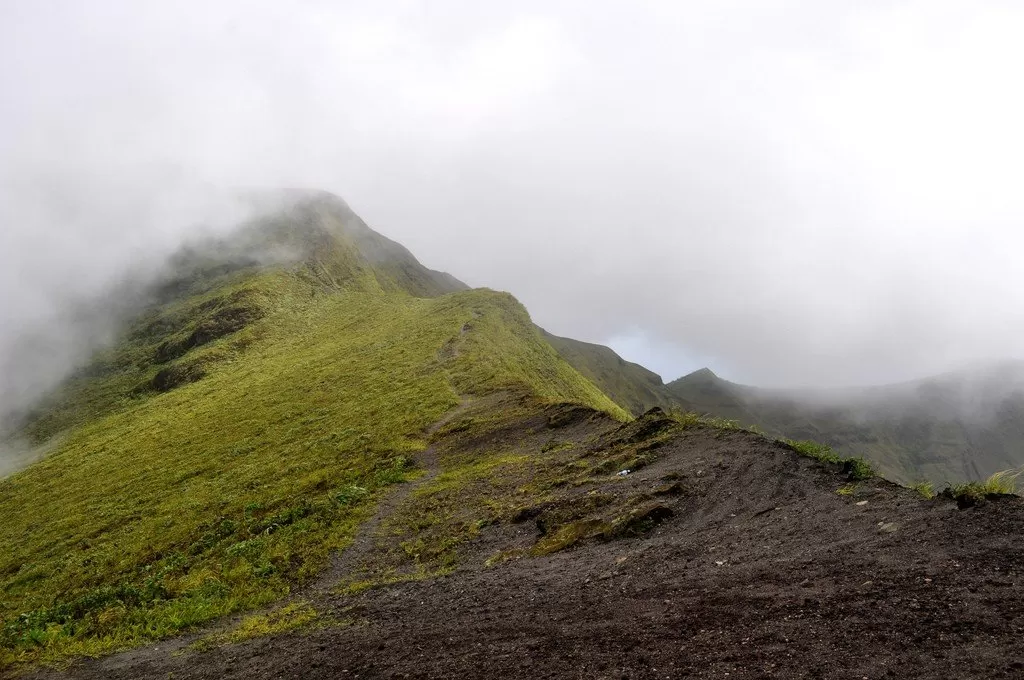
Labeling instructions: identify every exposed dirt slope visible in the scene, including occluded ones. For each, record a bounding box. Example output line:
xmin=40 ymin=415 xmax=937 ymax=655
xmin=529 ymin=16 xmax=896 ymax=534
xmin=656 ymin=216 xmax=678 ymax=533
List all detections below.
xmin=25 ymin=408 xmax=1024 ymax=680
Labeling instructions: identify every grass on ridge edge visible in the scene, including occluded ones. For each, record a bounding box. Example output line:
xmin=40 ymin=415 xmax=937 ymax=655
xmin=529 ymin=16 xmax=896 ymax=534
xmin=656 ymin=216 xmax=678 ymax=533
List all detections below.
xmin=784 ymin=439 xmax=877 ymax=481
xmin=947 ymin=469 xmax=1021 ymax=504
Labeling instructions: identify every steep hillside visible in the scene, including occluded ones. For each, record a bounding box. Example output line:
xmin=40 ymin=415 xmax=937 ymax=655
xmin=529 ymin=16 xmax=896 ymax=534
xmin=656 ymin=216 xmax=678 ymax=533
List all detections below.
xmin=10 ymin=189 xmax=1024 ymax=677
xmin=668 ymin=364 xmax=1024 ymax=484
xmin=12 ymin=192 xmax=470 ymax=446
xmin=664 ymin=368 xmax=749 ymax=419
xmin=541 ymin=330 xmax=678 ymax=415
xmin=23 ymin=406 xmax=1024 ymax=680
xmin=0 ymin=193 xmax=625 ymax=667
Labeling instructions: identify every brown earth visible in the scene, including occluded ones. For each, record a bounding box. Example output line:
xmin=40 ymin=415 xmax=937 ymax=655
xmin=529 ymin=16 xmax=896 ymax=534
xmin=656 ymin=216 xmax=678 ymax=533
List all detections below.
xmin=21 ymin=406 xmax=1024 ymax=680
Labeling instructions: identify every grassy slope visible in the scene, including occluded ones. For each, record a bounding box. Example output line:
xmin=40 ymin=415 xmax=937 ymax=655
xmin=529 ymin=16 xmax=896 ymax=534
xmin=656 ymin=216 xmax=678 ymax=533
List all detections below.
xmin=0 ymin=216 xmax=623 ymax=666
xmin=541 ymin=331 xmax=676 ymax=416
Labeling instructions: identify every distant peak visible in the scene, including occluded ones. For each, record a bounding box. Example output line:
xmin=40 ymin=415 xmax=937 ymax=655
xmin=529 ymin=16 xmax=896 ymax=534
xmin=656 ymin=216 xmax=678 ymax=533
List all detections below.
xmin=682 ymin=367 xmax=719 ymax=381
xmin=665 ymin=367 xmax=729 ymax=391
xmin=243 ymin=187 xmax=353 ymax=213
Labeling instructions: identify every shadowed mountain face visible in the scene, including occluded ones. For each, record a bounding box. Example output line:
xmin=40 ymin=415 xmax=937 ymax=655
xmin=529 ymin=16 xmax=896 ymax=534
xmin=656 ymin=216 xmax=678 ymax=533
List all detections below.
xmin=543 ymin=341 xmax=1024 ymax=485
xmin=540 ymin=330 xmax=679 ymax=416
xmin=666 ymin=363 xmax=1024 ymax=484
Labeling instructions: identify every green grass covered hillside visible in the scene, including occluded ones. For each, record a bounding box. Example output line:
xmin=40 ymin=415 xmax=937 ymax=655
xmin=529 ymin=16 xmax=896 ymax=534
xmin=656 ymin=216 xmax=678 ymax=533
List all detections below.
xmin=0 ymin=196 xmax=625 ymax=667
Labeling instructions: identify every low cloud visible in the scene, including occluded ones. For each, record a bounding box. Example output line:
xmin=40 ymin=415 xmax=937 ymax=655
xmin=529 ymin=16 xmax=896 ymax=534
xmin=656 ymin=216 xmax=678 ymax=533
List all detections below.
xmin=3 ymin=0 xmax=1024 ymax=424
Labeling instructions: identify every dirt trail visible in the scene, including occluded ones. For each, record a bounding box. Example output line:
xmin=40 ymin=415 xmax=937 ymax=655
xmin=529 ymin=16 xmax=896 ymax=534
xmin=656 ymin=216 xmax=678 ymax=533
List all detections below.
xmin=309 ymin=319 xmax=476 ymax=592
xmin=308 ymin=399 xmax=472 ymax=595
xmin=24 ymin=410 xmax=1024 ymax=680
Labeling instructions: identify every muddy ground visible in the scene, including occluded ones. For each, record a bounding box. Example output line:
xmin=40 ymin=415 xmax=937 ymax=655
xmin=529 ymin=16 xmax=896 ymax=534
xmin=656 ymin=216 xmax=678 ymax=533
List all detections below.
xmin=22 ymin=407 xmax=1024 ymax=679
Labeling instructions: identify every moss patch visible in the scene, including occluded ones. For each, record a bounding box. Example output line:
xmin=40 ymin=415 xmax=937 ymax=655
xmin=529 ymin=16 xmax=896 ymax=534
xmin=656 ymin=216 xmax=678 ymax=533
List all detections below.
xmin=190 ymin=602 xmax=319 ymax=651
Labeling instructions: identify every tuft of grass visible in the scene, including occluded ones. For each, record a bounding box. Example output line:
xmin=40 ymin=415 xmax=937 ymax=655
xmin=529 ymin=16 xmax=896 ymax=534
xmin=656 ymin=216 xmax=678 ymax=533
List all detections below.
xmin=948 ymin=469 xmax=1021 ymax=505
xmin=836 ymin=483 xmax=857 ymax=496
xmin=600 ymin=503 xmax=674 ymax=540
xmin=844 ymin=457 xmax=877 ymax=482
xmin=530 ymin=519 xmax=609 ymax=556
xmin=784 ymin=439 xmax=877 ymax=481
xmin=541 ymin=439 xmax=575 ymax=454
xmin=666 ymin=410 xmax=769 ymax=440
xmin=786 ymin=439 xmax=840 ymax=463
xmin=909 ymin=481 xmax=936 ymax=499
xmin=335 ymin=572 xmax=440 ymax=597
xmin=191 ymin=602 xmax=318 ymax=651
xmin=984 ymin=469 xmax=1021 ymax=494
xmin=698 ymin=415 xmax=744 ymax=431
xmin=668 ymin=410 xmax=744 ymax=431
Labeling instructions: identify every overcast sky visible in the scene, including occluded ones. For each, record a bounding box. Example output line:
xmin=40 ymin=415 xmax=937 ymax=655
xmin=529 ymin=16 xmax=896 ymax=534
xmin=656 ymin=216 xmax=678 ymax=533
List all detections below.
xmin=4 ymin=0 xmax=1024 ymax=388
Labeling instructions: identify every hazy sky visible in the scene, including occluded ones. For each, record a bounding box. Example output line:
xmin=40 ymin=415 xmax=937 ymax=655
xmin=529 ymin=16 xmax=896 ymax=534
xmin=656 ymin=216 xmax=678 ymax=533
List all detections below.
xmin=4 ymin=0 xmax=1024 ymax=388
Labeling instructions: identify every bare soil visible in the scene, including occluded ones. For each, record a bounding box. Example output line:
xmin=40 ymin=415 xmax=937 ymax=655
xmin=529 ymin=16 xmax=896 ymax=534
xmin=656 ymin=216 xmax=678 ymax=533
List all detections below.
xmin=23 ymin=408 xmax=1024 ymax=680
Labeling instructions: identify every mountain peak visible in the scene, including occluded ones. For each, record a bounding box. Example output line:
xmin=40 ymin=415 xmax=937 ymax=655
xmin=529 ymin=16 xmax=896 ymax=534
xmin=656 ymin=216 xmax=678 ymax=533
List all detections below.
xmin=158 ymin=190 xmax=468 ymax=304
xmin=672 ymin=367 xmax=720 ymax=384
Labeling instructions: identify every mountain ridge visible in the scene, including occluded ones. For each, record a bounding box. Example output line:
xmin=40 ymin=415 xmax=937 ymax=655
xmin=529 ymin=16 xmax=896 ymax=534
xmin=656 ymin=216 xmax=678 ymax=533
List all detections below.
xmin=666 ymin=361 xmax=1024 ymax=483
xmin=0 ymin=191 xmax=631 ymax=666
xmin=5 ymin=189 xmax=1024 ymax=674
xmin=540 ymin=329 xmax=678 ymax=416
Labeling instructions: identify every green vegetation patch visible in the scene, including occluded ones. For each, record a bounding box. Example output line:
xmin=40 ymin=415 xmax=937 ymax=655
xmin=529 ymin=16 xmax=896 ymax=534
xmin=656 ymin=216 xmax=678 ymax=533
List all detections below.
xmin=909 ymin=480 xmax=936 ymax=499
xmin=946 ymin=470 xmax=1021 ymax=507
xmin=443 ymin=292 xmax=628 ymax=420
xmin=530 ymin=519 xmax=610 ymax=556
xmin=0 ymin=269 xmax=623 ymax=667
xmin=390 ymin=452 xmax=532 ymax=571
xmin=784 ymin=439 xmax=877 ymax=481
xmin=190 ymin=601 xmax=318 ymax=651
xmin=26 ymin=274 xmax=278 ymax=439
xmin=600 ymin=502 xmax=674 ymax=540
